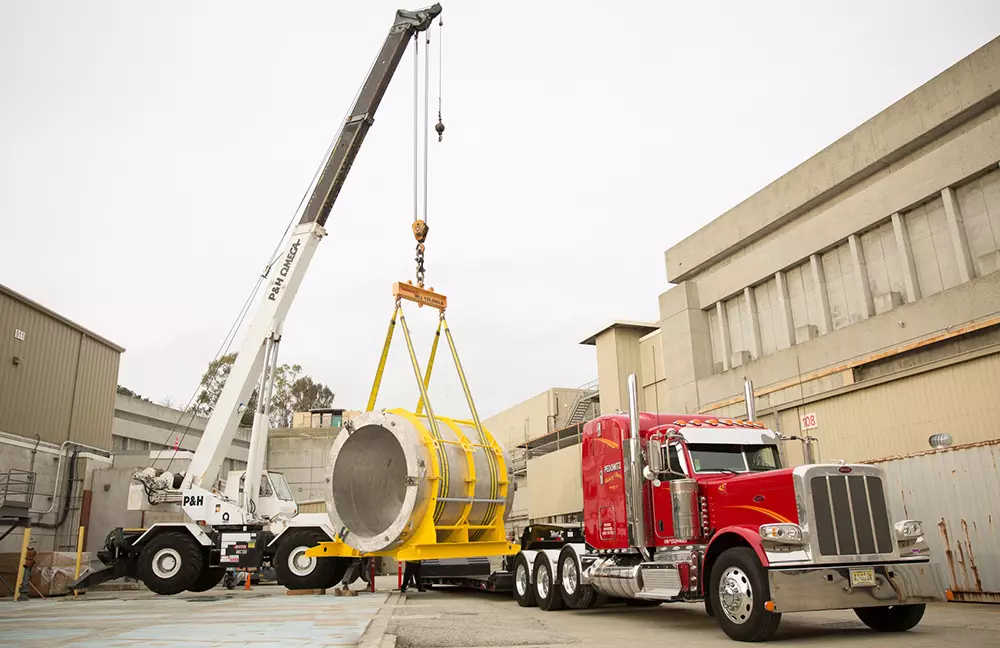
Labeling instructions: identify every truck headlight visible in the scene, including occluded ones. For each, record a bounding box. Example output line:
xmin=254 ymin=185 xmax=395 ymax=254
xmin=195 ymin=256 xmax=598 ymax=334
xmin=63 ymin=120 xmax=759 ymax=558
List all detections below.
xmin=894 ymin=520 xmax=923 ymax=540
xmin=759 ymin=523 xmax=806 ymax=545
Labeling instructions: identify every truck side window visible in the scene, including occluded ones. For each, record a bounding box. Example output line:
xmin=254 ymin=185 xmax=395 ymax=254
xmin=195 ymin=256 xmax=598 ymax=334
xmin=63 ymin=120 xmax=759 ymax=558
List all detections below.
xmin=662 ymin=444 xmax=683 ymax=481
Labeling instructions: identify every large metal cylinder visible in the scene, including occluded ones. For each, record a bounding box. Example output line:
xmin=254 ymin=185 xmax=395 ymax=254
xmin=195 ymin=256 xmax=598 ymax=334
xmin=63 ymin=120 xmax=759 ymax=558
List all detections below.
xmin=325 ymin=409 xmax=513 ymax=554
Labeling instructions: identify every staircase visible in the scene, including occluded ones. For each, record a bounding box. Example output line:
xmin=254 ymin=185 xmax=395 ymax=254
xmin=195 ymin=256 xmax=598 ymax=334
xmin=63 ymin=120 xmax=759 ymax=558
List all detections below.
xmin=564 ymin=380 xmax=600 ymax=426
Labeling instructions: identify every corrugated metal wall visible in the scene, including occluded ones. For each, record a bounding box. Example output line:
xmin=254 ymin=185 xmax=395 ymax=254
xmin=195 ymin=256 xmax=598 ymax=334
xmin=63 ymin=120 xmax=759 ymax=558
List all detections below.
xmin=0 ymin=288 xmax=121 ymax=450
xmin=863 ymin=440 xmax=1000 ymax=602
xmin=773 ymin=353 xmax=1000 ymax=465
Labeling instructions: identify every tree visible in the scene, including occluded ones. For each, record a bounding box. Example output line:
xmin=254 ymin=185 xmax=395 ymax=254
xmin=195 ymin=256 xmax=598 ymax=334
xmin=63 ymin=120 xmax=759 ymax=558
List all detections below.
xmin=192 ymin=354 xmax=331 ymax=428
xmin=117 ymin=385 xmax=152 ymax=403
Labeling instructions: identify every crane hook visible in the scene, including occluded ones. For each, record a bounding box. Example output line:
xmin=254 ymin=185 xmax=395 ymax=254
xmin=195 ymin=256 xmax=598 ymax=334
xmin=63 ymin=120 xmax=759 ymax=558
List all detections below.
xmin=435 ymin=118 xmax=445 ymax=142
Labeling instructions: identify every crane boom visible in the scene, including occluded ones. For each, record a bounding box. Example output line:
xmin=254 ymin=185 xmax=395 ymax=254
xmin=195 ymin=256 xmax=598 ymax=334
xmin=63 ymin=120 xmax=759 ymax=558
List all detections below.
xmin=182 ymin=3 xmax=443 ymax=491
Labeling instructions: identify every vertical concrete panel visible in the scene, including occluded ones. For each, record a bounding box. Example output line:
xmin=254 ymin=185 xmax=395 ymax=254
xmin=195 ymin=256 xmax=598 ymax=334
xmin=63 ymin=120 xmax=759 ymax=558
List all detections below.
xmin=956 ymin=168 xmax=1000 ymax=275
xmin=862 ymin=221 xmax=905 ymax=312
xmin=755 ymin=277 xmax=781 ymax=355
xmin=822 ymin=244 xmax=851 ymax=330
xmin=810 ymin=254 xmax=834 ymax=334
xmin=786 ymin=261 xmax=820 ymax=341
xmin=775 ymin=272 xmax=795 ymax=350
xmin=724 ymin=296 xmax=746 ymax=354
xmin=928 ymin=195 xmax=963 ymax=290
xmin=891 ymin=212 xmax=921 ymax=302
xmin=706 ymin=305 xmax=722 ymax=369
xmin=744 ymin=287 xmax=764 ymax=359
xmin=942 ymin=186 xmax=978 ymax=283
xmin=848 ymin=234 xmax=875 ymax=319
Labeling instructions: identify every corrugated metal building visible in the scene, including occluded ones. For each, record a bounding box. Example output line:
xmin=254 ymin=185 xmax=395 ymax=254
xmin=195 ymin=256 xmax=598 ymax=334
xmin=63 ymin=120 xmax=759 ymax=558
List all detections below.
xmin=0 ymin=283 xmax=123 ymax=555
xmin=1 ymin=283 xmax=123 ymax=449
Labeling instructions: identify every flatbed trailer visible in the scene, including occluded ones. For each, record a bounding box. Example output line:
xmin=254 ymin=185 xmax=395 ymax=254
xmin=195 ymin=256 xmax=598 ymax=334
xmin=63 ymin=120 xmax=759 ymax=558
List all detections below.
xmin=416 ymin=524 xmax=581 ymax=593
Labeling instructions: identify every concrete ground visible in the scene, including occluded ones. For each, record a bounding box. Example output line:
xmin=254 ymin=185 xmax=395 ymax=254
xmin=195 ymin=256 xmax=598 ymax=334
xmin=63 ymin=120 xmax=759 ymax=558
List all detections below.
xmin=388 ymin=587 xmax=1000 ymax=648
xmin=2 ymin=577 xmax=998 ymax=647
xmin=0 ymin=576 xmax=401 ymax=648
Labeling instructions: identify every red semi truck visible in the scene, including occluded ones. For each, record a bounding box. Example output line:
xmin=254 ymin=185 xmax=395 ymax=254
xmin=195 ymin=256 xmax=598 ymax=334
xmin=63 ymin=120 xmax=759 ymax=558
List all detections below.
xmin=496 ymin=375 xmax=946 ymax=642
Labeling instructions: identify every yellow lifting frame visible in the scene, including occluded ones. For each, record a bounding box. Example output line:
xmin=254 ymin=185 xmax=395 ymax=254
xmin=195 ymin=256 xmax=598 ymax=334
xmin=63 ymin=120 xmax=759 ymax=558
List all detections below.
xmin=308 ymin=282 xmax=519 ymax=562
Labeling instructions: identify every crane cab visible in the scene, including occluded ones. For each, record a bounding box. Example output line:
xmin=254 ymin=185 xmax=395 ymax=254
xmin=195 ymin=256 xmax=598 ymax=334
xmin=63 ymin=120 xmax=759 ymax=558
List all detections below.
xmin=223 ymin=470 xmax=298 ymax=520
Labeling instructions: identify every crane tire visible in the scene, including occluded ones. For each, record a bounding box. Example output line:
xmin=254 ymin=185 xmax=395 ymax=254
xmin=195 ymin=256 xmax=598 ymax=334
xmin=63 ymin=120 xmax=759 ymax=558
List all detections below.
xmin=138 ymin=532 xmax=204 ymax=595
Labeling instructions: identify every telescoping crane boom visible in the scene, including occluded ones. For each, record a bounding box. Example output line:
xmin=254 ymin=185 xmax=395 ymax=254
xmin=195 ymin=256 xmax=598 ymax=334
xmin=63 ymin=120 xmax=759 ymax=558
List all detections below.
xmin=77 ymin=4 xmax=444 ymax=596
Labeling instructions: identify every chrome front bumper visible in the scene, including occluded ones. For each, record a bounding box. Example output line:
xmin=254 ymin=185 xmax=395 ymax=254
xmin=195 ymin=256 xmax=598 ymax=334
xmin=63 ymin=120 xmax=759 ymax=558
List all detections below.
xmin=768 ymin=561 xmax=947 ymax=613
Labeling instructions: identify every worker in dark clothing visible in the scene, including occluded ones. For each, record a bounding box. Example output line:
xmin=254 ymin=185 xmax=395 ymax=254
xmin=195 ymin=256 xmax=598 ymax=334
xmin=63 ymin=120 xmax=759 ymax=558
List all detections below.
xmin=400 ymin=560 xmax=425 ymax=592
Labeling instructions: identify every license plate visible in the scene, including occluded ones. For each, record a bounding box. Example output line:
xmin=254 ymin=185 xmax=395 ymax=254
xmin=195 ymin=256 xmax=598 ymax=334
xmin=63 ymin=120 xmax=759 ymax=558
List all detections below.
xmin=849 ymin=568 xmax=876 ymax=588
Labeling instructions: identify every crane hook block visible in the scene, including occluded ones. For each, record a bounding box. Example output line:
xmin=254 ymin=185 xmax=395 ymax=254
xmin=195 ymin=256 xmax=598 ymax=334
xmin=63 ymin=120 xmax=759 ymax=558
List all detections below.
xmin=435 ymin=119 xmax=445 ymax=142
xmin=412 ymin=220 xmax=429 ymax=243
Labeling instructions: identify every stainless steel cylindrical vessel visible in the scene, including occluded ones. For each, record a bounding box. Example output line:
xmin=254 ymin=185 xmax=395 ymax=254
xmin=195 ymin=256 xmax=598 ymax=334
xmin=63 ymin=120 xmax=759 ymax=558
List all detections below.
xmin=325 ymin=409 xmax=513 ymax=554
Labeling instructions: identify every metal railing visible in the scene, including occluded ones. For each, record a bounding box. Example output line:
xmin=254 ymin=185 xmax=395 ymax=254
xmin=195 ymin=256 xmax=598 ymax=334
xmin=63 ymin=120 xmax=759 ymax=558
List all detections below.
xmin=0 ymin=469 xmax=36 ymax=512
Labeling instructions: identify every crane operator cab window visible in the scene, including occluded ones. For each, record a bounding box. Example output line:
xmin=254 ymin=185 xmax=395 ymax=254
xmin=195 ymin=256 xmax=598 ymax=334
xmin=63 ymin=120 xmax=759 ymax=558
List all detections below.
xmin=266 ymin=472 xmax=295 ymax=501
xmin=687 ymin=444 xmax=782 ymax=474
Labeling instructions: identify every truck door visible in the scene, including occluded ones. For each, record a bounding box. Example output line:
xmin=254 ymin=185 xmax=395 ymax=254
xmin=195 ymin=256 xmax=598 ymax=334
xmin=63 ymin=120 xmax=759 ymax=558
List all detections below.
xmin=651 ymin=442 xmax=685 ymax=540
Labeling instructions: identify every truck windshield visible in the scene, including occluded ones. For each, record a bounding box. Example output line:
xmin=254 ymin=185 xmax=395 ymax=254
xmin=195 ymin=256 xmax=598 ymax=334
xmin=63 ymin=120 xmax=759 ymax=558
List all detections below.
xmin=266 ymin=472 xmax=295 ymax=501
xmin=688 ymin=444 xmax=781 ymax=474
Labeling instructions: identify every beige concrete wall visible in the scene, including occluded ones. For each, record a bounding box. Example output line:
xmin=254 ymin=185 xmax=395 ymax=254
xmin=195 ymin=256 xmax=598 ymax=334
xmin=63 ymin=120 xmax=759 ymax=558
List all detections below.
xmin=526 ymin=444 xmax=583 ymax=520
xmin=667 ymin=35 xmax=1000 ymax=284
xmin=484 ymin=388 xmax=589 ymax=450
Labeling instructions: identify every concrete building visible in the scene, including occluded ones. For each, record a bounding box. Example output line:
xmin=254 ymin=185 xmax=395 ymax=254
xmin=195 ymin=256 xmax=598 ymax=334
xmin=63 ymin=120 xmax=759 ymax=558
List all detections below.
xmin=483 ymin=384 xmax=599 ymax=532
xmin=625 ymin=34 xmax=1000 ymax=466
xmin=491 ymin=35 xmax=1000 ymax=531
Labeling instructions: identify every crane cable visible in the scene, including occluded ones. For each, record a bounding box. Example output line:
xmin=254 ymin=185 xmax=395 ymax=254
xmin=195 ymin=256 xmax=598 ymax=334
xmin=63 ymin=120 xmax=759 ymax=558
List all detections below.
xmin=412 ymin=18 xmax=444 ymax=289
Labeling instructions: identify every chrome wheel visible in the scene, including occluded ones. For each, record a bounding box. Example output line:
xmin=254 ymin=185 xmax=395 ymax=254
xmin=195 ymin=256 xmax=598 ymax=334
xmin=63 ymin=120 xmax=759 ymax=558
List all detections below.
xmin=719 ymin=566 xmax=753 ymax=624
xmin=288 ymin=545 xmax=316 ymax=577
xmin=515 ymin=562 xmax=529 ymax=596
xmin=152 ymin=547 xmax=181 ymax=580
xmin=561 ymin=556 xmax=578 ymax=595
xmin=536 ymin=564 xmax=551 ymax=599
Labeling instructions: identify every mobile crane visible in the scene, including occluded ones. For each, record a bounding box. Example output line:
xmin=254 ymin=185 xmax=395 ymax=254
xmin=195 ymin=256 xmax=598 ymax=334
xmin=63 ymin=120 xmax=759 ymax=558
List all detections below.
xmin=75 ymin=3 xmax=444 ymax=596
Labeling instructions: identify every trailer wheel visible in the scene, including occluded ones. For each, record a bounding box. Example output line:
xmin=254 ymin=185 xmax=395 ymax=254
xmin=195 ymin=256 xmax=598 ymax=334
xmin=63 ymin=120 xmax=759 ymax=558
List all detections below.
xmin=187 ymin=567 xmax=225 ymax=592
xmin=854 ymin=604 xmax=926 ymax=632
xmin=274 ymin=529 xmax=345 ymax=590
xmin=513 ymin=553 xmax=536 ymax=607
xmin=558 ymin=547 xmax=596 ymax=609
xmin=534 ymin=554 xmax=565 ymax=611
xmin=709 ymin=547 xmax=781 ymax=642
xmin=138 ymin=532 xmax=203 ymax=595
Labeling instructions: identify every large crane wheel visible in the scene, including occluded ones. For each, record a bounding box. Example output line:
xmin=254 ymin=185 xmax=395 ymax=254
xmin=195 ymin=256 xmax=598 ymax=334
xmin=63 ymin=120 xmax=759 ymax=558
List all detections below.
xmin=137 ymin=532 xmax=204 ymax=595
xmin=274 ymin=529 xmax=345 ymax=590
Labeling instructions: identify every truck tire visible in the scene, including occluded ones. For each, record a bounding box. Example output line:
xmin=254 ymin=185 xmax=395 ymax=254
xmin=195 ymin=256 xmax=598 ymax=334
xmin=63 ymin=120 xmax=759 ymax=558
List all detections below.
xmin=533 ymin=553 xmax=565 ymax=611
xmin=709 ymin=547 xmax=781 ymax=642
xmin=558 ymin=547 xmax=596 ymax=609
xmin=513 ymin=553 xmax=536 ymax=607
xmin=854 ymin=604 xmax=926 ymax=632
xmin=138 ymin=532 xmax=204 ymax=595
xmin=188 ymin=567 xmax=226 ymax=592
xmin=274 ymin=529 xmax=345 ymax=590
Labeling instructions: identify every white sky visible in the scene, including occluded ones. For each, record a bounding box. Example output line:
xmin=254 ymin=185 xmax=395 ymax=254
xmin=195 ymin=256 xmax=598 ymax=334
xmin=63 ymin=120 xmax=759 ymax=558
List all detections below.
xmin=2 ymin=1 xmax=999 ymax=419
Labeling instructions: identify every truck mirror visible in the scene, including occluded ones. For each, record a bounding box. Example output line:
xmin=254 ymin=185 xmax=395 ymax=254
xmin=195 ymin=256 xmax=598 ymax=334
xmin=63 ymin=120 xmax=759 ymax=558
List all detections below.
xmin=646 ymin=438 xmax=664 ymax=474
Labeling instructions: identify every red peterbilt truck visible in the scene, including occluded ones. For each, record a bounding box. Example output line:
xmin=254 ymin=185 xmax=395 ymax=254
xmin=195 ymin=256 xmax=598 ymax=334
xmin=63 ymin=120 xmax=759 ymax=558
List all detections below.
xmin=504 ymin=375 xmax=946 ymax=642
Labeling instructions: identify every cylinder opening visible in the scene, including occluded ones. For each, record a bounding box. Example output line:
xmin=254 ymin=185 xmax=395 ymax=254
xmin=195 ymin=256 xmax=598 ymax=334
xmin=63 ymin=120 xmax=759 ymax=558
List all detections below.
xmin=331 ymin=425 xmax=408 ymax=539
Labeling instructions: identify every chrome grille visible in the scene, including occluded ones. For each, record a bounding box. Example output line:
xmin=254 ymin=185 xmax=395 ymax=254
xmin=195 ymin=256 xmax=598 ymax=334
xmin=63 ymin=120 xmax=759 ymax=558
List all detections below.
xmin=810 ymin=474 xmax=893 ymax=556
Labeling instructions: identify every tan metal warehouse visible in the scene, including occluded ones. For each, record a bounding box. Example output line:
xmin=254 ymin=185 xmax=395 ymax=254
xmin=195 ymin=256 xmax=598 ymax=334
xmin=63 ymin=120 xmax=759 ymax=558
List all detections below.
xmin=0 ymin=282 xmax=123 ymax=557
xmin=1 ymin=283 xmax=123 ymax=450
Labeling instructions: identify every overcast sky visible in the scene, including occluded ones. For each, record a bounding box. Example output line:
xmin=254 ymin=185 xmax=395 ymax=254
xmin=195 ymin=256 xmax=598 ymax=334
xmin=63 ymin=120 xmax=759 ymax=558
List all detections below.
xmin=3 ymin=1 xmax=999 ymax=419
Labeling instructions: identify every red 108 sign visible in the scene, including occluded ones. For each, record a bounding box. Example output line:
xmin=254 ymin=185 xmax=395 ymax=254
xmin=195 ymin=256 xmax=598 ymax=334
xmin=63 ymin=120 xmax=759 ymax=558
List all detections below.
xmin=800 ymin=412 xmax=818 ymax=431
